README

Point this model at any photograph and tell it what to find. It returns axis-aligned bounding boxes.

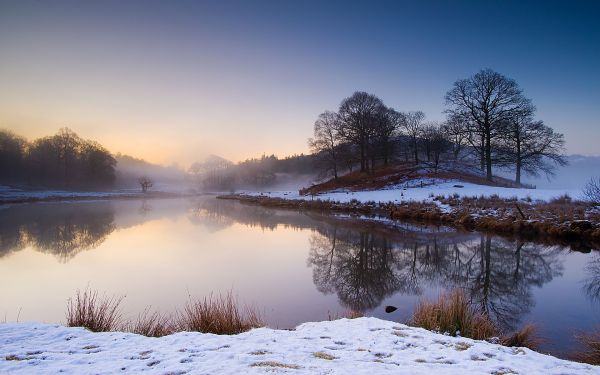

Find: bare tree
[445,69,532,180]
[442,115,469,160]
[502,114,566,184]
[584,177,600,204]
[138,176,153,193]
[309,111,342,179]
[337,92,384,172]
[402,111,425,164]
[372,107,402,167]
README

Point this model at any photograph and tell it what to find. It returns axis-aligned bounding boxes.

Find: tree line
[0,128,116,189]
[310,69,566,183]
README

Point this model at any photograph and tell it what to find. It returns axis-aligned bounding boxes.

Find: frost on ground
[1,318,595,374]
[244,179,582,205]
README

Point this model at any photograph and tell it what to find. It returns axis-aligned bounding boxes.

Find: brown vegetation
[66,288,124,332]
[572,328,600,365]
[409,289,496,340]
[177,291,264,335]
[127,307,174,337]
[221,189,600,250]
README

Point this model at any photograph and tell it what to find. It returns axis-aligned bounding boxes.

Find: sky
[0,0,598,166]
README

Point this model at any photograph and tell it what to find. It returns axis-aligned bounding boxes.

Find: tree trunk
[485,126,493,181]
[515,134,521,184]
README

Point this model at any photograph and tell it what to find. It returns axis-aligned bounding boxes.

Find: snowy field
[0,318,595,374]
[0,185,140,201]
[244,179,584,204]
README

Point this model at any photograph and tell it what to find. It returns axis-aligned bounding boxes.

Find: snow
[0,318,595,374]
[244,179,583,204]
[0,186,140,200]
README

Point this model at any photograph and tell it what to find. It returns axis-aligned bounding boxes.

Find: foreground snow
[246,179,582,204]
[0,318,595,374]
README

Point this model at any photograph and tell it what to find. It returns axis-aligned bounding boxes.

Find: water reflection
[0,203,115,262]
[308,227,563,332]
[582,254,600,304]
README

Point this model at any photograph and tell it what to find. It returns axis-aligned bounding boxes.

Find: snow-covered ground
[245,179,583,204]
[0,318,595,374]
[0,185,140,200]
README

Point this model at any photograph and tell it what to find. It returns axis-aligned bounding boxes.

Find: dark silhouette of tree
[402,111,425,164]
[5,128,115,189]
[0,129,27,184]
[309,111,342,180]
[445,69,532,180]
[501,114,566,184]
[337,92,384,172]
[138,176,153,192]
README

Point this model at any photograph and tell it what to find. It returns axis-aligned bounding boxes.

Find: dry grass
[500,324,541,351]
[177,291,263,335]
[127,307,174,337]
[313,351,337,360]
[250,361,302,369]
[572,328,600,365]
[409,289,496,340]
[66,288,124,332]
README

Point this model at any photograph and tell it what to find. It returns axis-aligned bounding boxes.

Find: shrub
[410,289,496,340]
[177,291,263,335]
[66,288,124,332]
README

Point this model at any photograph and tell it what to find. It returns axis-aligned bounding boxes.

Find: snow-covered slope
[246,179,582,204]
[0,318,595,374]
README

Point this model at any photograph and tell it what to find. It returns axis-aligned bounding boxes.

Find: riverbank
[219,181,600,250]
[1,318,596,374]
[0,186,203,205]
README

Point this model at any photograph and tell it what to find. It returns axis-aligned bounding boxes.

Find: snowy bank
[244,180,582,204]
[1,318,595,374]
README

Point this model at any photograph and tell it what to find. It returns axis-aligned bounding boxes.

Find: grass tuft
[572,328,600,365]
[66,288,124,332]
[500,324,541,350]
[177,291,263,335]
[410,289,496,340]
[127,307,174,337]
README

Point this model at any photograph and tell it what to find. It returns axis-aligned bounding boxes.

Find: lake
[0,197,598,357]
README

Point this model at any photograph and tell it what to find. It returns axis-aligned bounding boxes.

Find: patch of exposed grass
[250,361,302,369]
[66,287,124,332]
[409,289,496,340]
[313,351,337,360]
[177,290,263,335]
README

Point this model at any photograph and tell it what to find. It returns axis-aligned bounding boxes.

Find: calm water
[1,197,599,356]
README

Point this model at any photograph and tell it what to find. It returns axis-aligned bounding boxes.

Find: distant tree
[337,92,384,172]
[429,126,451,172]
[373,107,403,167]
[584,177,600,204]
[402,111,425,164]
[80,140,116,187]
[0,129,27,183]
[445,69,532,180]
[137,176,153,193]
[309,111,342,179]
[501,115,567,184]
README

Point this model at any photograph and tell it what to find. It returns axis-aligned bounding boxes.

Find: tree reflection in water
[308,226,564,332]
[0,202,115,262]
[582,253,600,304]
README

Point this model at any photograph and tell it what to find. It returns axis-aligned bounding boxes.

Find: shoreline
[218,193,600,251]
[0,190,208,205]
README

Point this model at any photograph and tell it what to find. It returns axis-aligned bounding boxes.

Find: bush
[66,288,123,332]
